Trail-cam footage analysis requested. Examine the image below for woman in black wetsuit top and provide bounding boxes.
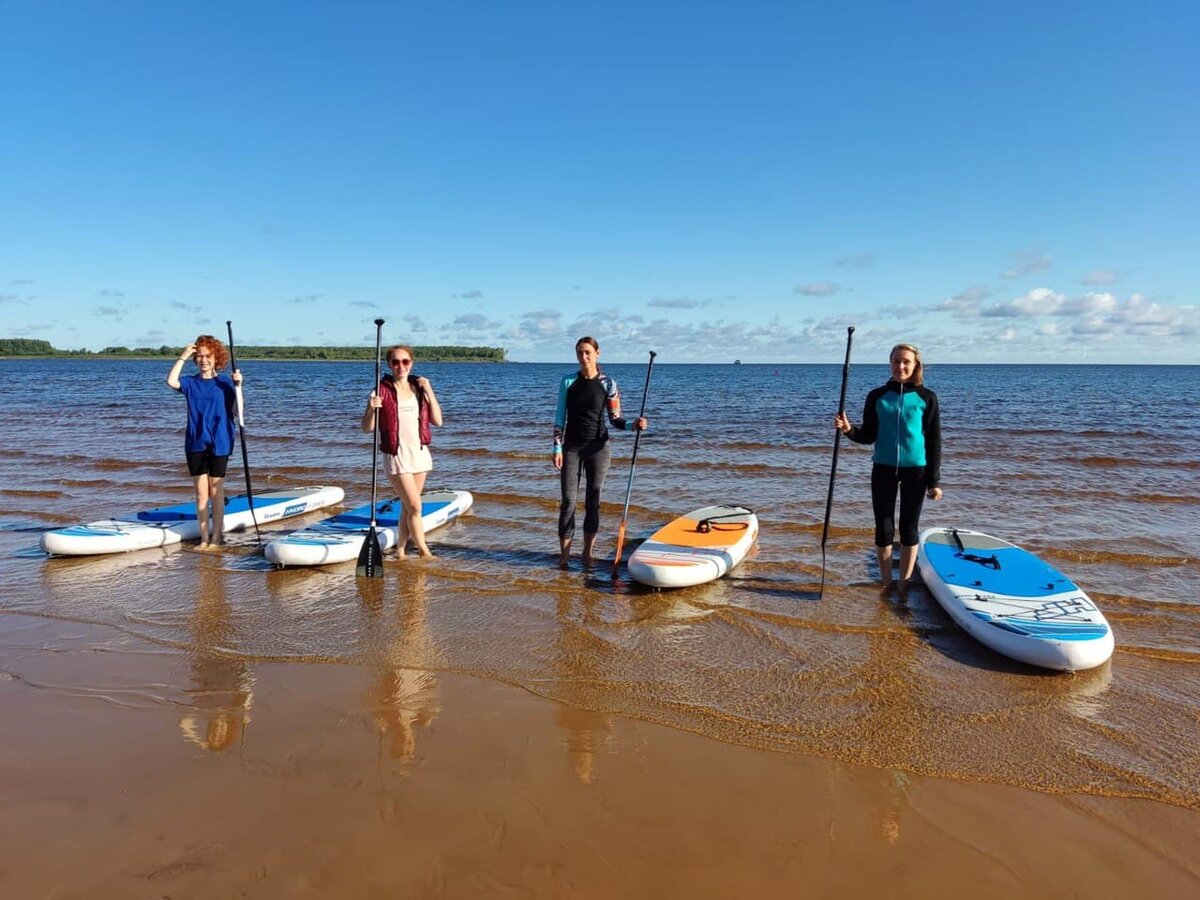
[553,336,648,567]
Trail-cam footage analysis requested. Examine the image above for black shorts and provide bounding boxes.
[186,450,230,478]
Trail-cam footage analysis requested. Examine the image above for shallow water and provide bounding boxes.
[2,358,1199,808]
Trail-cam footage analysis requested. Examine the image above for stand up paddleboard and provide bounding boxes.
[627,505,758,589]
[264,489,473,567]
[917,527,1114,671]
[41,486,345,556]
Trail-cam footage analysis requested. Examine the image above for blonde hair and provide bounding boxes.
[890,343,924,386]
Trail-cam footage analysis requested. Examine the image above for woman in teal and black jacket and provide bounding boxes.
[835,342,943,591]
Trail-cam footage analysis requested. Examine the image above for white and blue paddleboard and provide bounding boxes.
[264,489,473,567]
[917,527,1114,671]
[41,486,345,556]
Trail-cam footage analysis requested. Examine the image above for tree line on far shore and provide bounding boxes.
[0,338,506,362]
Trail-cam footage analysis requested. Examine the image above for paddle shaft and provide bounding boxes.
[821,326,855,551]
[356,319,387,577]
[225,321,260,543]
[613,350,657,567]
[369,319,384,527]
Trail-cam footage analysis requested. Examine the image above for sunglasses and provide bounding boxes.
[388,357,412,366]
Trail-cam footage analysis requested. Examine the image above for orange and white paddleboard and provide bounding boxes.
[627,505,758,588]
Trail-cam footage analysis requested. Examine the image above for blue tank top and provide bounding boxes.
[179,374,237,455]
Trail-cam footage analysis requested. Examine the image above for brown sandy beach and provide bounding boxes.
[3,611,1198,899]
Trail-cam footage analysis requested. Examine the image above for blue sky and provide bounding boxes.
[2,1,1196,363]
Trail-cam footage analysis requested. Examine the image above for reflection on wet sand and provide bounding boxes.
[179,555,254,752]
[555,704,613,785]
[857,596,919,845]
[552,593,616,784]
[358,569,442,774]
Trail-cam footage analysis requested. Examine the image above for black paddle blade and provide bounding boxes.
[356,527,385,578]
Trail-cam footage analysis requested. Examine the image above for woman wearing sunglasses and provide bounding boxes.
[166,334,243,549]
[362,345,443,559]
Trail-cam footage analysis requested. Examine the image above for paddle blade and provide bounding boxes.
[356,527,385,578]
[612,521,628,570]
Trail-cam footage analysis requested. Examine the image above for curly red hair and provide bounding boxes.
[194,334,230,370]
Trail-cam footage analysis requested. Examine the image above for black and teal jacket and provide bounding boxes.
[553,371,632,451]
[846,380,941,486]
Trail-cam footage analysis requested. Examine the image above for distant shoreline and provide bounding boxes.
[0,354,507,363]
[0,339,506,363]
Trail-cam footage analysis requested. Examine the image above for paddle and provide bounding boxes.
[819,326,855,598]
[612,350,657,570]
[225,320,261,545]
[356,318,386,578]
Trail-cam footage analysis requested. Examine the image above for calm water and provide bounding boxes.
[2,359,1199,807]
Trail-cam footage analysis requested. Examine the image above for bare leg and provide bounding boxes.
[193,475,211,547]
[558,537,572,568]
[876,544,893,587]
[581,531,597,565]
[209,477,226,545]
[897,544,919,590]
[396,471,433,559]
[386,473,409,558]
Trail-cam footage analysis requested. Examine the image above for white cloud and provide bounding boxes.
[980,288,1066,318]
[648,296,705,309]
[935,285,990,317]
[877,303,923,319]
[1000,249,1053,280]
[1059,292,1118,316]
[447,313,501,333]
[1080,269,1120,286]
[794,282,841,297]
[833,253,876,271]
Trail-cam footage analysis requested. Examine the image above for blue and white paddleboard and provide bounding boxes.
[41,486,345,556]
[917,527,1114,671]
[264,489,473,567]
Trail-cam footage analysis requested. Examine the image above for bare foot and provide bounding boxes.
[558,552,570,570]
[581,554,593,568]
[418,551,436,560]
[197,541,211,551]
[395,550,407,561]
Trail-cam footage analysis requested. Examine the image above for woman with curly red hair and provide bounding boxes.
[166,334,243,548]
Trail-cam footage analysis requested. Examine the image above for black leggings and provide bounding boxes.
[558,438,612,539]
[871,464,927,548]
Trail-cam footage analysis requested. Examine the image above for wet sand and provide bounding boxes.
[2,613,1197,899]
